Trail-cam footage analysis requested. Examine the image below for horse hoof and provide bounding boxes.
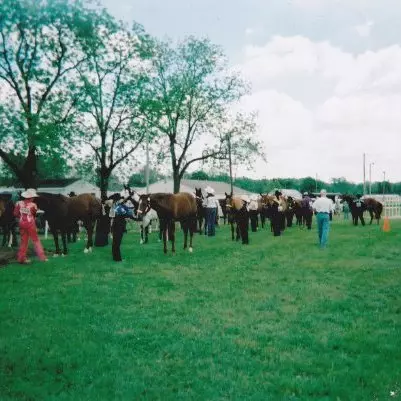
[189,247,193,253]
[84,248,89,254]
[140,240,144,245]
[53,254,59,258]
[61,254,65,257]
[89,247,93,253]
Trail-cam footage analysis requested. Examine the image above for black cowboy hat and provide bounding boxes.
[68,191,76,197]
[275,190,282,197]
[107,193,124,201]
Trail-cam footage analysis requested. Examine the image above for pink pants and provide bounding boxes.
[17,224,46,263]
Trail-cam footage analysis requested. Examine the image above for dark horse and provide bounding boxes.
[225,192,249,244]
[218,199,228,224]
[34,193,102,255]
[0,193,18,247]
[137,193,197,254]
[363,197,383,225]
[342,195,367,226]
[195,187,207,234]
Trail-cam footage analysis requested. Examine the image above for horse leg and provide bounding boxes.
[183,221,188,250]
[140,225,144,244]
[161,220,167,254]
[145,226,149,243]
[52,229,61,256]
[231,221,235,241]
[369,210,373,225]
[84,220,94,253]
[170,221,176,253]
[188,217,195,253]
[61,230,68,255]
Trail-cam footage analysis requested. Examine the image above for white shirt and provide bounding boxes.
[203,195,219,209]
[249,200,258,211]
[313,196,334,213]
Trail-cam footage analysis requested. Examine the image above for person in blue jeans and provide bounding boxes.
[312,189,334,248]
[203,186,219,236]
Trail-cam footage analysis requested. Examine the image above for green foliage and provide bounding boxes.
[0,0,101,185]
[139,36,252,192]
[75,17,154,198]
[1,221,401,400]
[190,170,209,180]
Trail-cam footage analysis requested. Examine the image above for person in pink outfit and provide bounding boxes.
[13,188,47,264]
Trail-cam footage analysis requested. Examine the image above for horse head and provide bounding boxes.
[137,194,151,217]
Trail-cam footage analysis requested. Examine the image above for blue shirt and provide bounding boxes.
[114,204,133,217]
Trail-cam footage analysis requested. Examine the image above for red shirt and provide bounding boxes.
[14,199,38,227]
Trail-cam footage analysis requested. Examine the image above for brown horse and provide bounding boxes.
[363,197,383,225]
[34,193,102,255]
[225,193,249,244]
[137,192,197,254]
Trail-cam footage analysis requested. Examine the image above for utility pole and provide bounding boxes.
[227,134,233,195]
[383,171,386,195]
[369,162,374,194]
[145,130,150,194]
[363,153,366,195]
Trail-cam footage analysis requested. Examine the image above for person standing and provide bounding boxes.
[13,188,48,264]
[248,194,259,232]
[67,191,79,243]
[343,201,350,220]
[238,195,250,244]
[271,190,283,237]
[313,189,334,249]
[111,195,133,262]
[301,192,313,230]
[203,186,218,236]
[353,194,366,226]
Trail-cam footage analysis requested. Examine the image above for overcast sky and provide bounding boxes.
[101,0,401,182]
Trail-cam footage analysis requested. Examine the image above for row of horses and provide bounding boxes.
[0,190,384,257]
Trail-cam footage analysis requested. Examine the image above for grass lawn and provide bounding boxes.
[1,218,400,401]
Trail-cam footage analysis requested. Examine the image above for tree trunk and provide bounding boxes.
[0,146,38,189]
[95,168,111,247]
[173,170,181,194]
[99,170,110,201]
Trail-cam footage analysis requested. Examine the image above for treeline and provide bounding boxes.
[0,0,263,198]
[188,171,401,195]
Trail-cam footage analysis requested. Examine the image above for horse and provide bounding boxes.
[285,196,296,227]
[194,188,207,235]
[342,195,366,226]
[225,192,249,244]
[123,186,161,244]
[0,193,18,247]
[137,192,197,254]
[363,197,383,225]
[34,193,102,255]
[218,198,228,225]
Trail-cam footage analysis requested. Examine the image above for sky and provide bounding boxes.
[100,0,401,182]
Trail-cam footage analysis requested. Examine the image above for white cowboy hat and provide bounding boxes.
[205,186,215,195]
[21,188,38,198]
[250,194,258,201]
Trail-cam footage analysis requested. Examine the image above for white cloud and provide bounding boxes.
[235,36,401,181]
[354,20,374,37]
[245,28,255,36]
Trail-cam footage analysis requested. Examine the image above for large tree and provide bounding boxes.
[0,0,99,188]
[140,36,252,193]
[76,22,152,199]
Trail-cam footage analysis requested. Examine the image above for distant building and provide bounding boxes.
[269,189,303,200]
[2,178,100,197]
[133,179,256,198]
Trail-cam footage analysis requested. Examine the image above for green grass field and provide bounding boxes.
[1,219,400,401]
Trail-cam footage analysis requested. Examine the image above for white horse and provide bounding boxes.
[139,208,160,244]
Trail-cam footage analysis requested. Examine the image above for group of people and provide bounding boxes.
[9,184,366,265]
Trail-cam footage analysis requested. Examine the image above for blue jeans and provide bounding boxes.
[206,208,217,236]
[317,212,330,248]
